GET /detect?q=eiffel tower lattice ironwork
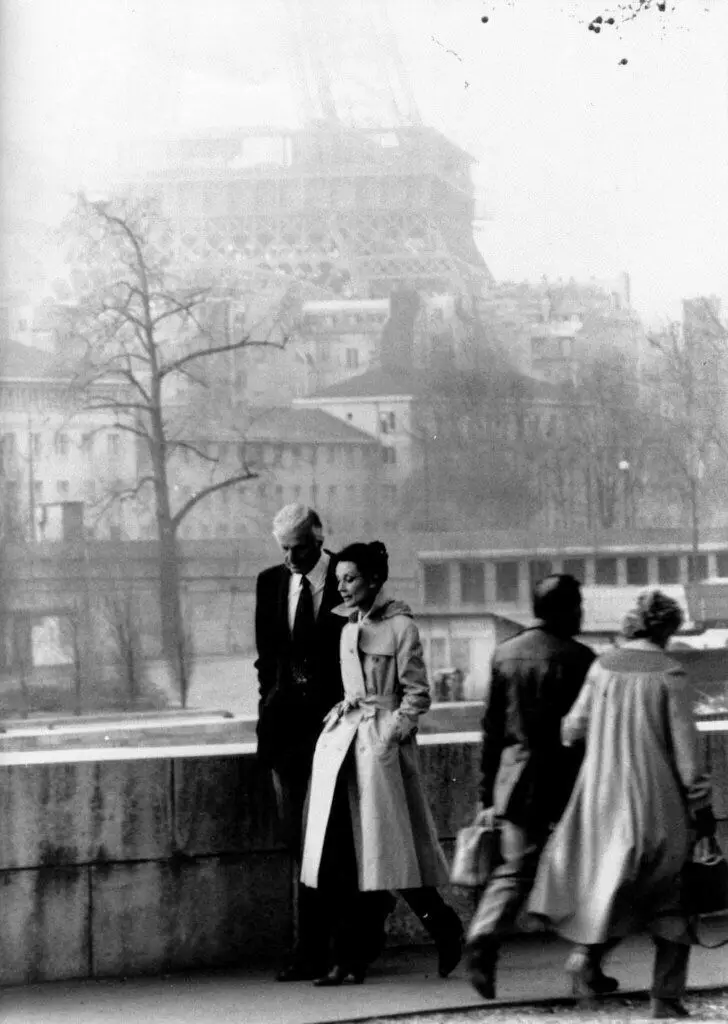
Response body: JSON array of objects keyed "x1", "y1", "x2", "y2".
[{"x1": 148, "y1": 0, "x2": 492, "y2": 300}]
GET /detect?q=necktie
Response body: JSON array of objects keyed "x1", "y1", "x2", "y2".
[{"x1": 291, "y1": 575, "x2": 315, "y2": 682}]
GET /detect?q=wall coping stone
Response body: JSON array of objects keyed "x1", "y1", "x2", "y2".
[{"x1": 1, "y1": 722, "x2": 724, "y2": 766}]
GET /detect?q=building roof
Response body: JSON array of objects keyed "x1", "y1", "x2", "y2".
[
  {"x1": 196, "y1": 406, "x2": 378, "y2": 446},
  {"x1": 301, "y1": 364, "x2": 562, "y2": 404},
  {"x1": 243, "y1": 407, "x2": 376, "y2": 444},
  {"x1": 1, "y1": 340, "x2": 66, "y2": 381},
  {"x1": 301, "y1": 366, "x2": 420, "y2": 401}
]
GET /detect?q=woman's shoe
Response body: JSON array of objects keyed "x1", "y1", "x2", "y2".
[
  {"x1": 565, "y1": 950, "x2": 619, "y2": 1007},
  {"x1": 420, "y1": 905, "x2": 464, "y2": 977},
  {"x1": 313, "y1": 964, "x2": 366, "y2": 987}
]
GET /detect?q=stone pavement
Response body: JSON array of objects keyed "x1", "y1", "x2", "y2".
[{"x1": 1, "y1": 931, "x2": 726, "y2": 1024}]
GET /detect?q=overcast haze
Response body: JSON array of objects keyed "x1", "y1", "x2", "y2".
[{"x1": 2, "y1": 0, "x2": 727, "y2": 320}]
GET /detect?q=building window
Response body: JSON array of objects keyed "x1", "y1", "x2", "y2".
[
  {"x1": 328, "y1": 485, "x2": 338, "y2": 504},
  {"x1": 717, "y1": 552, "x2": 728, "y2": 577},
  {"x1": 529, "y1": 559, "x2": 552, "y2": 589},
  {"x1": 688, "y1": 554, "x2": 708, "y2": 581},
  {"x1": 1, "y1": 433, "x2": 16, "y2": 465},
  {"x1": 57, "y1": 480, "x2": 70, "y2": 496},
  {"x1": 379, "y1": 411, "x2": 396, "y2": 434},
  {"x1": 562, "y1": 558, "x2": 586, "y2": 584},
  {"x1": 290, "y1": 444, "x2": 301, "y2": 460},
  {"x1": 460, "y1": 561, "x2": 485, "y2": 604},
  {"x1": 258, "y1": 484, "x2": 268, "y2": 501},
  {"x1": 52, "y1": 432, "x2": 68, "y2": 456},
  {"x1": 595, "y1": 557, "x2": 618, "y2": 585},
  {"x1": 495, "y1": 561, "x2": 519, "y2": 603},
  {"x1": 31, "y1": 433, "x2": 42, "y2": 457},
  {"x1": 381, "y1": 447, "x2": 396, "y2": 464},
  {"x1": 423, "y1": 563, "x2": 449, "y2": 605},
  {"x1": 657, "y1": 555, "x2": 680, "y2": 584},
  {"x1": 275, "y1": 485, "x2": 283, "y2": 505},
  {"x1": 346, "y1": 413, "x2": 354, "y2": 422},
  {"x1": 107, "y1": 433, "x2": 120, "y2": 456},
  {"x1": 428, "y1": 636, "x2": 448, "y2": 672},
  {"x1": 345, "y1": 348, "x2": 359, "y2": 369},
  {"x1": 382, "y1": 483, "x2": 397, "y2": 507},
  {"x1": 626, "y1": 556, "x2": 648, "y2": 585},
  {"x1": 33, "y1": 481, "x2": 43, "y2": 499},
  {"x1": 450, "y1": 638, "x2": 472, "y2": 675}
]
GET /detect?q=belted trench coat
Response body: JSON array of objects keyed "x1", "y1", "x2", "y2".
[{"x1": 300, "y1": 590, "x2": 449, "y2": 892}]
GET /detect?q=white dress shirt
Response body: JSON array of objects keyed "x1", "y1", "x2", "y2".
[{"x1": 288, "y1": 551, "x2": 330, "y2": 630}]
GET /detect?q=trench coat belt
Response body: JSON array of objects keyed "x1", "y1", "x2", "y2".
[{"x1": 325, "y1": 693, "x2": 398, "y2": 725}]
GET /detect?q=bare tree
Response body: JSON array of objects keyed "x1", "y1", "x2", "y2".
[
  {"x1": 563, "y1": 350, "x2": 648, "y2": 532},
  {"x1": 646, "y1": 298, "x2": 728, "y2": 575},
  {"x1": 61, "y1": 195, "x2": 302, "y2": 704},
  {"x1": 102, "y1": 588, "x2": 145, "y2": 703},
  {"x1": 402, "y1": 350, "x2": 539, "y2": 531}
]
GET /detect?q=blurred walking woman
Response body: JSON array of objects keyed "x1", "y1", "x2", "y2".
[
  {"x1": 301, "y1": 541, "x2": 463, "y2": 985},
  {"x1": 528, "y1": 590, "x2": 715, "y2": 1021}
]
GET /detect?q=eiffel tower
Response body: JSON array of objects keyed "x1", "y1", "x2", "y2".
[{"x1": 148, "y1": 0, "x2": 492, "y2": 302}]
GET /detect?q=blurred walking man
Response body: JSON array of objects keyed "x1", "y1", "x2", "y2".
[
  {"x1": 466, "y1": 575, "x2": 605, "y2": 1000},
  {"x1": 255, "y1": 504, "x2": 345, "y2": 980}
]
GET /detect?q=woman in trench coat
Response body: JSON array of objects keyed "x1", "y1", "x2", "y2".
[
  {"x1": 528, "y1": 590, "x2": 715, "y2": 1020},
  {"x1": 300, "y1": 540, "x2": 463, "y2": 985}
]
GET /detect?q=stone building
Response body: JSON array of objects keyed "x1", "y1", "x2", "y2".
[
  {"x1": 137, "y1": 405, "x2": 383, "y2": 543},
  {"x1": 0, "y1": 342, "x2": 139, "y2": 542}
]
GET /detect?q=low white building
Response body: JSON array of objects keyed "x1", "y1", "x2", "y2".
[{"x1": 0, "y1": 342, "x2": 140, "y2": 541}]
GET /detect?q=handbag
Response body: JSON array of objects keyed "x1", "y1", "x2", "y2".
[
  {"x1": 450, "y1": 807, "x2": 500, "y2": 888},
  {"x1": 683, "y1": 835, "x2": 728, "y2": 949}
]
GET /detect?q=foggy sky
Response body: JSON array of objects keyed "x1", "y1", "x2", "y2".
[{"x1": 2, "y1": 0, "x2": 727, "y2": 321}]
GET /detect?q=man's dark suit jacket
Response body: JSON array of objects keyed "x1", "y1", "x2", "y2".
[
  {"x1": 479, "y1": 625, "x2": 595, "y2": 829},
  {"x1": 254, "y1": 554, "x2": 344, "y2": 773}
]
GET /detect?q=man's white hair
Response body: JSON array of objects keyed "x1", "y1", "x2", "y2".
[{"x1": 272, "y1": 503, "x2": 324, "y2": 542}]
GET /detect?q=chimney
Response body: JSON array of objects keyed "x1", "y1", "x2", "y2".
[{"x1": 380, "y1": 287, "x2": 420, "y2": 374}]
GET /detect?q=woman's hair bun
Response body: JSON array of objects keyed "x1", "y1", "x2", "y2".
[{"x1": 368, "y1": 540, "x2": 388, "y2": 561}]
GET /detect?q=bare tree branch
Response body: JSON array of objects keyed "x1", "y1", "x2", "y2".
[
  {"x1": 172, "y1": 469, "x2": 257, "y2": 528},
  {"x1": 167, "y1": 440, "x2": 220, "y2": 464},
  {"x1": 87, "y1": 475, "x2": 156, "y2": 522},
  {"x1": 159, "y1": 334, "x2": 288, "y2": 380}
]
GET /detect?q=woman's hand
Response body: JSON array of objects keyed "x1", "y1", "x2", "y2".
[
  {"x1": 474, "y1": 804, "x2": 496, "y2": 829},
  {"x1": 383, "y1": 714, "x2": 416, "y2": 746}
]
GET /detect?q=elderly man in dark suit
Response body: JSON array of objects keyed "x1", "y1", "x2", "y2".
[
  {"x1": 255, "y1": 504, "x2": 348, "y2": 981},
  {"x1": 465, "y1": 574, "x2": 611, "y2": 1001}
]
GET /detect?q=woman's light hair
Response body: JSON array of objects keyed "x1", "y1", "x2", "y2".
[
  {"x1": 272, "y1": 503, "x2": 323, "y2": 543},
  {"x1": 622, "y1": 589, "x2": 684, "y2": 641}
]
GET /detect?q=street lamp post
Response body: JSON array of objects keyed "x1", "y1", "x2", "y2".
[
  {"x1": 618, "y1": 459, "x2": 630, "y2": 531},
  {"x1": 687, "y1": 455, "x2": 704, "y2": 582}
]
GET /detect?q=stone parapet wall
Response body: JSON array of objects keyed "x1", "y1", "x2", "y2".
[{"x1": 1, "y1": 731, "x2": 726, "y2": 987}]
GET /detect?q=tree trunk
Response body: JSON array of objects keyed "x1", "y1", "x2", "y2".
[{"x1": 158, "y1": 519, "x2": 189, "y2": 708}]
